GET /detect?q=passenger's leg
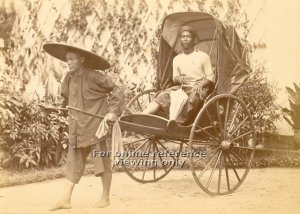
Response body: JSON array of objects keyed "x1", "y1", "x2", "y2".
[
  {"x1": 143, "y1": 91, "x2": 170, "y2": 115},
  {"x1": 183, "y1": 88, "x2": 209, "y2": 125},
  {"x1": 142, "y1": 101, "x2": 161, "y2": 114}
]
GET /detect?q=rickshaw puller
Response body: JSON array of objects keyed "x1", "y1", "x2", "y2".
[{"x1": 43, "y1": 43, "x2": 125, "y2": 211}]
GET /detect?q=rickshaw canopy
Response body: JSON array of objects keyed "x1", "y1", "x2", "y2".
[{"x1": 157, "y1": 12, "x2": 250, "y2": 94}]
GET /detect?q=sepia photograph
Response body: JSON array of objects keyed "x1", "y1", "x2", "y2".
[{"x1": 0, "y1": 0, "x2": 299, "y2": 213}]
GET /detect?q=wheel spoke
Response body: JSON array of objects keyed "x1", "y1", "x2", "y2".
[
  {"x1": 227, "y1": 116, "x2": 249, "y2": 140},
  {"x1": 131, "y1": 104, "x2": 139, "y2": 113},
  {"x1": 136, "y1": 99, "x2": 143, "y2": 112},
  {"x1": 141, "y1": 142, "x2": 152, "y2": 180},
  {"x1": 193, "y1": 146, "x2": 220, "y2": 164},
  {"x1": 123, "y1": 139, "x2": 150, "y2": 162},
  {"x1": 123, "y1": 137, "x2": 150, "y2": 146},
  {"x1": 209, "y1": 146, "x2": 221, "y2": 154},
  {"x1": 154, "y1": 142, "x2": 168, "y2": 172},
  {"x1": 130, "y1": 161, "x2": 139, "y2": 174},
  {"x1": 206, "y1": 150, "x2": 222, "y2": 189},
  {"x1": 152, "y1": 142, "x2": 156, "y2": 180},
  {"x1": 126, "y1": 107, "x2": 136, "y2": 114},
  {"x1": 217, "y1": 151, "x2": 223, "y2": 194},
  {"x1": 216, "y1": 99, "x2": 224, "y2": 138},
  {"x1": 197, "y1": 149, "x2": 220, "y2": 179},
  {"x1": 223, "y1": 153, "x2": 230, "y2": 191},
  {"x1": 223, "y1": 98, "x2": 230, "y2": 139},
  {"x1": 230, "y1": 130, "x2": 253, "y2": 142},
  {"x1": 167, "y1": 140, "x2": 184, "y2": 145},
  {"x1": 229, "y1": 150, "x2": 249, "y2": 168},
  {"x1": 181, "y1": 141, "x2": 189, "y2": 147},
  {"x1": 157, "y1": 140, "x2": 168, "y2": 150},
  {"x1": 228, "y1": 103, "x2": 241, "y2": 134},
  {"x1": 205, "y1": 109, "x2": 219, "y2": 136},
  {"x1": 195, "y1": 125, "x2": 221, "y2": 143},
  {"x1": 225, "y1": 152, "x2": 241, "y2": 181},
  {"x1": 157, "y1": 140, "x2": 176, "y2": 161},
  {"x1": 192, "y1": 140, "x2": 220, "y2": 146}
]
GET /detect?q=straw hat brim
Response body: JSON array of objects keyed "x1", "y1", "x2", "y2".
[{"x1": 43, "y1": 43, "x2": 110, "y2": 70}]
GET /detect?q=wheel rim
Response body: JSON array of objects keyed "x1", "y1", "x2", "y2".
[
  {"x1": 122, "y1": 89, "x2": 158, "y2": 115},
  {"x1": 189, "y1": 94, "x2": 256, "y2": 195},
  {"x1": 121, "y1": 133, "x2": 183, "y2": 183}
]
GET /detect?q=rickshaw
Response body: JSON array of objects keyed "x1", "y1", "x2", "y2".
[
  {"x1": 117, "y1": 12, "x2": 256, "y2": 196},
  {"x1": 67, "y1": 11, "x2": 255, "y2": 196}
]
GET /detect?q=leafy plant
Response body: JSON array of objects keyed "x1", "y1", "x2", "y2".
[
  {"x1": 282, "y1": 83, "x2": 300, "y2": 130},
  {"x1": 236, "y1": 63, "x2": 280, "y2": 134},
  {"x1": 0, "y1": 88, "x2": 68, "y2": 170}
]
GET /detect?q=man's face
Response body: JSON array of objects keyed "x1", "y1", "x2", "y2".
[
  {"x1": 66, "y1": 52, "x2": 85, "y2": 72},
  {"x1": 180, "y1": 31, "x2": 194, "y2": 50}
]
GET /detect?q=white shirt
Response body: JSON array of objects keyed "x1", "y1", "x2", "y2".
[{"x1": 172, "y1": 50, "x2": 215, "y2": 88}]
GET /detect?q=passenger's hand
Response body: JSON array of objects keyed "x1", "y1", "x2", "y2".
[
  {"x1": 103, "y1": 113, "x2": 118, "y2": 126},
  {"x1": 180, "y1": 75, "x2": 187, "y2": 84},
  {"x1": 194, "y1": 85, "x2": 210, "y2": 100},
  {"x1": 192, "y1": 84, "x2": 203, "y2": 92}
]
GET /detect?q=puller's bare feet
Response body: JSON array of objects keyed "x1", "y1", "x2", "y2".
[
  {"x1": 49, "y1": 201, "x2": 71, "y2": 211},
  {"x1": 93, "y1": 197, "x2": 110, "y2": 208}
]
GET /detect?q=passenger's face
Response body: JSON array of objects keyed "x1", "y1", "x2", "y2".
[
  {"x1": 66, "y1": 52, "x2": 85, "y2": 72},
  {"x1": 180, "y1": 31, "x2": 194, "y2": 50}
]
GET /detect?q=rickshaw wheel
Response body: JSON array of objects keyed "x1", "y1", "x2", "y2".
[
  {"x1": 120, "y1": 134, "x2": 183, "y2": 183},
  {"x1": 120, "y1": 88, "x2": 183, "y2": 183},
  {"x1": 189, "y1": 94, "x2": 256, "y2": 195}
]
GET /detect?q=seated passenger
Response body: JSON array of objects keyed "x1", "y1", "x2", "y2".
[{"x1": 143, "y1": 25, "x2": 215, "y2": 125}]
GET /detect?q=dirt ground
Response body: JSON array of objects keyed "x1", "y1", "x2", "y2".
[{"x1": 0, "y1": 168, "x2": 300, "y2": 214}]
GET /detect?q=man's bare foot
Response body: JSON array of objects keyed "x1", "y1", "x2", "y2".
[
  {"x1": 93, "y1": 198, "x2": 110, "y2": 208},
  {"x1": 49, "y1": 201, "x2": 71, "y2": 211}
]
